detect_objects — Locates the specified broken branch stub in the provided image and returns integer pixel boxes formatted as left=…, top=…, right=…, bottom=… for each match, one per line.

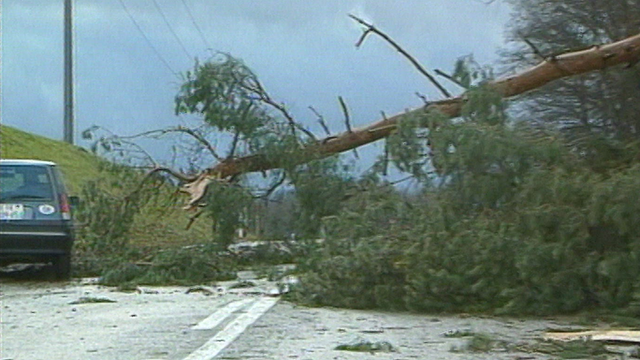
left=179, top=32, right=640, bottom=210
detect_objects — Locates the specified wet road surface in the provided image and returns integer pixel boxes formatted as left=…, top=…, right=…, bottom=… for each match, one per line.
left=1, top=268, right=573, bottom=360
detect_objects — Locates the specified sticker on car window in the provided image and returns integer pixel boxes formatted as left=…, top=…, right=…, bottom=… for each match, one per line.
left=38, top=204, right=56, bottom=215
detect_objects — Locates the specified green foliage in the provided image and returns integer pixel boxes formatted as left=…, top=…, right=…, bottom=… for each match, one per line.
left=294, top=236, right=408, bottom=310
left=134, top=246, right=235, bottom=285
left=176, top=54, right=269, bottom=137
left=99, top=245, right=236, bottom=287
left=71, top=162, right=170, bottom=278
left=69, top=296, right=117, bottom=305
left=293, top=184, right=411, bottom=310
left=290, top=158, right=353, bottom=237
left=174, top=54, right=309, bottom=164
left=450, top=333, right=504, bottom=353
left=74, top=162, right=158, bottom=257
left=205, top=181, right=253, bottom=248
left=293, top=75, right=640, bottom=315
left=385, top=110, right=438, bottom=180
left=451, top=55, right=493, bottom=89
left=71, top=159, right=219, bottom=281
left=175, top=54, right=340, bottom=243
left=334, top=340, right=396, bottom=353
left=401, top=163, right=640, bottom=315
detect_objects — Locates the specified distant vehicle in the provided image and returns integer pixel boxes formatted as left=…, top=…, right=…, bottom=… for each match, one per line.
left=0, top=159, right=77, bottom=279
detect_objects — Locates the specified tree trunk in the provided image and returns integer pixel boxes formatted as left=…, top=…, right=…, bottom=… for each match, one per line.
left=181, top=32, right=640, bottom=209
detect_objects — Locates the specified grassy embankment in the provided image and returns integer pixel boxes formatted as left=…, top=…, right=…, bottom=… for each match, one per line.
left=0, top=125, right=211, bottom=249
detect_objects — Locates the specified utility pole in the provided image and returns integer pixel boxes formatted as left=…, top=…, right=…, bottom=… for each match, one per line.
left=63, top=0, right=74, bottom=144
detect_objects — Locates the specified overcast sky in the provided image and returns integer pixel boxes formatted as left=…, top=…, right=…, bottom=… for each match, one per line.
left=2, top=0, right=511, bottom=167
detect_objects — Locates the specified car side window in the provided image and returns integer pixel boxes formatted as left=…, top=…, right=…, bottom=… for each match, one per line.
left=52, top=167, right=69, bottom=194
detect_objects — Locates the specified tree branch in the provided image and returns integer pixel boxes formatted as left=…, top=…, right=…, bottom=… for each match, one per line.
left=124, top=166, right=196, bottom=210
left=434, top=69, right=468, bottom=89
left=520, top=35, right=547, bottom=61
left=349, top=14, right=452, bottom=98
left=309, top=106, right=331, bottom=136
left=518, top=33, right=574, bottom=75
left=185, top=209, right=205, bottom=230
left=149, top=166, right=197, bottom=183
left=256, top=172, right=287, bottom=200
left=228, top=129, right=241, bottom=159
left=174, top=126, right=223, bottom=162
left=338, top=96, right=359, bottom=159
left=95, top=126, right=223, bottom=162
left=338, top=96, right=353, bottom=133
left=245, top=77, right=317, bottom=141
left=178, top=32, right=640, bottom=210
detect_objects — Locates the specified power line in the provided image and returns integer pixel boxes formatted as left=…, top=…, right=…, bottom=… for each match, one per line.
left=117, top=0, right=178, bottom=76
left=182, top=0, right=211, bottom=49
left=149, top=0, right=194, bottom=61
left=180, top=0, right=212, bottom=51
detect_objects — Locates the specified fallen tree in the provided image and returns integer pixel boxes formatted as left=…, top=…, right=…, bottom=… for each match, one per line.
left=78, top=8, right=640, bottom=316
left=177, top=30, right=640, bottom=210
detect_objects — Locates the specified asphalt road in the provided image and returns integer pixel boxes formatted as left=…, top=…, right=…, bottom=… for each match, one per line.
left=0, top=267, right=573, bottom=360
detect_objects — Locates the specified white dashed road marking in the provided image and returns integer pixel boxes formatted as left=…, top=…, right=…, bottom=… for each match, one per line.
left=192, top=298, right=255, bottom=330
left=183, top=297, right=279, bottom=360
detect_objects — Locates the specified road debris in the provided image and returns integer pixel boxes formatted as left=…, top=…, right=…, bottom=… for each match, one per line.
left=69, top=296, right=117, bottom=305
left=227, top=280, right=258, bottom=289
left=135, top=286, right=159, bottom=294
left=334, top=339, right=396, bottom=353
left=544, top=330, right=640, bottom=343
left=185, top=285, right=218, bottom=296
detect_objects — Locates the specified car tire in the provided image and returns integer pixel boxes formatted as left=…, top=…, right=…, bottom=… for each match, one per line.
left=53, top=254, right=71, bottom=280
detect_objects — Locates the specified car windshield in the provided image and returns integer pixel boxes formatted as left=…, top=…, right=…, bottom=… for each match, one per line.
left=0, top=165, right=54, bottom=202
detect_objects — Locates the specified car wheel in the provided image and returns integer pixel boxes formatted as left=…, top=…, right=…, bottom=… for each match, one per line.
left=53, top=254, right=71, bottom=280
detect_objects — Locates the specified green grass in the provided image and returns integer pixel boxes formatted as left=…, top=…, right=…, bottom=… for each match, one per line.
left=1, top=125, right=101, bottom=195
left=0, top=125, right=211, bottom=249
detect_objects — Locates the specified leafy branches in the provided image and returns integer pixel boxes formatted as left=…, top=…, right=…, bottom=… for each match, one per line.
left=173, top=30, right=640, bottom=213
left=298, top=94, right=640, bottom=314
left=175, top=54, right=315, bottom=145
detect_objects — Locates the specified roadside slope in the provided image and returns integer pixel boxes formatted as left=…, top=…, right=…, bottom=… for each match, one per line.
left=0, top=125, right=211, bottom=248
left=0, top=125, right=101, bottom=194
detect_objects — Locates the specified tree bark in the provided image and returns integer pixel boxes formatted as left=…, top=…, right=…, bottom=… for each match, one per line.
left=181, top=32, right=640, bottom=209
